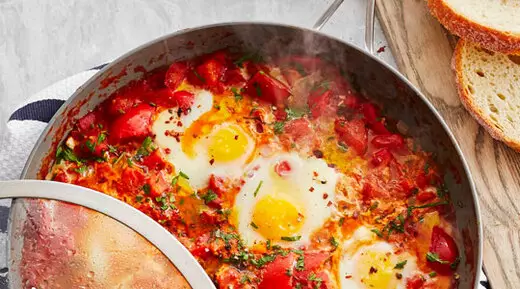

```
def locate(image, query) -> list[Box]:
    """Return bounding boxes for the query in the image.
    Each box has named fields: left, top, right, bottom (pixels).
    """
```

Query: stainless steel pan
left=16, top=21, right=482, bottom=288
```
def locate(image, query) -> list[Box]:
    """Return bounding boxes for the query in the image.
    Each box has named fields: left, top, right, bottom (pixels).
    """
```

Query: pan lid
left=0, top=180, right=215, bottom=289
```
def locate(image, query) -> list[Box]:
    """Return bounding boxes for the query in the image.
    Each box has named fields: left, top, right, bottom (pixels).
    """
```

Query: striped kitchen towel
left=0, top=65, right=491, bottom=289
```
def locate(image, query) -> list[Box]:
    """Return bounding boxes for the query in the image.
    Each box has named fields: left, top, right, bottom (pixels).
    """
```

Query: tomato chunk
left=77, top=111, right=98, bottom=133
left=216, top=265, right=243, bottom=289
left=372, top=134, right=404, bottom=149
left=188, top=58, right=227, bottom=93
left=110, top=104, right=155, bottom=143
left=334, top=118, right=368, bottom=155
left=283, top=118, right=315, bottom=143
left=245, top=71, right=291, bottom=106
left=165, top=61, right=188, bottom=91
left=293, top=251, right=330, bottom=284
left=371, top=148, right=394, bottom=167
left=406, top=275, right=425, bottom=289
left=428, top=226, right=459, bottom=275
left=416, top=190, right=436, bottom=202
left=258, top=253, right=295, bottom=289
left=308, top=90, right=333, bottom=118
left=147, top=171, right=170, bottom=197
left=274, top=160, right=292, bottom=177
left=108, top=95, right=143, bottom=116
left=141, top=150, right=165, bottom=171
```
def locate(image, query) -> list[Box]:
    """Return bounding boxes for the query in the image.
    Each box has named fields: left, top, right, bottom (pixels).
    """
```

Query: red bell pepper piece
left=188, top=58, right=227, bottom=93
left=110, top=104, right=155, bottom=143
left=274, top=160, right=292, bottom=177
left=245, top=71, right=291, bottom=106
left=406, top=275, right=425, bottom=289
left=308, top=90, right=333, bottom=118
left=371, top=148, right=394, bottom=167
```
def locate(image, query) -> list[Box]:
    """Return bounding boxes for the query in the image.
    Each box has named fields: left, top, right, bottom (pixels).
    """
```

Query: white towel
left=0, top=66, right=491, bottom=289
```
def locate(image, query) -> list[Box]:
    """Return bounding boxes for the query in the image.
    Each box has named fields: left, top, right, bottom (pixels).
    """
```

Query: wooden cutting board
left=375, top=1, right=520, bottom=288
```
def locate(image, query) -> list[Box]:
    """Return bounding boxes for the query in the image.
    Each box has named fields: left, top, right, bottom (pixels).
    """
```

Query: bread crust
left=453, top=40, right=520, bottom=151
left=429, top=0, right=520, bottom=54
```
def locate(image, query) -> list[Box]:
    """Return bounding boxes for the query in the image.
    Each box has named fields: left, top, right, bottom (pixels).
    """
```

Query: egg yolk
left=208, top=125, right=250, bottom=162
left=355, top=250, right=398, bottom=289
left=252, top=195, right=303, bottom=240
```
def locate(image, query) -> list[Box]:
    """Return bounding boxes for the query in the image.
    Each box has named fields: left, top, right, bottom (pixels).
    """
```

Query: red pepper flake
left=169, top=116, right=174, bottom=120
left=345, top=275, right=352, bottom=279
left=377, top=46, right=386, bottom=53
left=209, top=158, right=215, bottom=165
left=234, top=135, right=239, bottom=140
left=313, top=150, right=324, bottom=158
left=322, top=193, right=328, bottom=199
left=313, top=171, right=318, bottom=177
left=309, top=187, right=315, bottom=192
left=327, top=201, right=333, bottom=207
left=177, top=121, right=183, bottom=127
left=369, top=266, right=378, bottom=274
left=165, top=148, right=171, bottom=154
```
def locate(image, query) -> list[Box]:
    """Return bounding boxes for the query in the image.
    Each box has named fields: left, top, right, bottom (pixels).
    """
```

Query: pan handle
left=312, top=0, right=376, bottom=54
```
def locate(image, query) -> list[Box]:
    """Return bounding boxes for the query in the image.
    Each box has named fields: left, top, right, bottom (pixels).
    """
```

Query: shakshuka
left=49, top=50, right=461, bottom=289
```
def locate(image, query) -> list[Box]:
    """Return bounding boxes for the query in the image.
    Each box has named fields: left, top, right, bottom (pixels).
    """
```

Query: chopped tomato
left=372, top=134, right=404, bottom=149
left=109, top=104, right=154, bottom=143
left=216, top=266, right=242, bottom=289
left=370, top=121, right=390, bottom=135
left=165, top=61, right=188, bottom=91
left=273, top=107, right=287, bottom=121
left=406, top=275, right=425, bottom=289
left=119, top=168, right=146, bottom=194
left=188, top=58, right=227, bottom=93
left=53, top=171, right=69, bottom=183
left=79, top=136, right=107, bottom=157
left=209, top=175, right=227, bottom=197
left=274, top=160, right=292, bottom=177
left=308, top=90, right=333, bottom=118
left=200, top=210, right=220, bottom=225
left=416, top=190, right=436, bottom=202
left=147, top=171, right=170, bottom=197
left=108, top=95, right=143, bottom=116
left=172, top=90, right=195, bottom=112
left=362, top=103, right=379, bottom=123
left=77, top=111, right=98, bottom=133
left=258, top=253, right=295, bottom=289
left=190, top=245, right=212, bottom=259
left=283, top=118, right=315, bottom=143
left=244, top=71, right=291, bottom=106
left=343, top=95, right=360, bottom=110
left=293, top=251, right=330, bottom=283
left=334, top=118, right=368, bottom=155
left=141, top=150, right=165, bottom=171
left=222, top=68, right=246, bottom=86
left=371, top=148, right=394, bottom=167
left=428, top=226, right=459, bottom=275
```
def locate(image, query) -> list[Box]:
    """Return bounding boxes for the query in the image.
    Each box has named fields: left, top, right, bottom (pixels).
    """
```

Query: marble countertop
left=0, top=0, right=394, bottom=135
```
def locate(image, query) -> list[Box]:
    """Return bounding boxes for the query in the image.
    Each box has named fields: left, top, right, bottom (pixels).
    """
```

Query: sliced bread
left=453, top=39, right=520, bottom=151
left=428, top=0, right=520, bottom=54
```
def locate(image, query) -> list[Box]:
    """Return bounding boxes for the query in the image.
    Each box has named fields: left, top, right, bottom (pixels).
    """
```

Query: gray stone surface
left=0, top=0, right=394, bottom=134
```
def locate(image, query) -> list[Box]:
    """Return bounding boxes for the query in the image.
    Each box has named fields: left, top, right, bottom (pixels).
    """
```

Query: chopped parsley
left=369, top=201, right=379, bottom=211
left=254, top=82, right=262, bottom=96
left=201, top=189, right=217, bottom=204
left=253, top=180, right=263, bottom=197
left=97, top=132, right=106, bottom=144
left=108, top=145, right=117, bottom=153
left=231, top=87, right=243, bottom=102
left=142, top=184, right=151, bottom=195
left=295, top=255, right=305, bottom=271
left=371, top=229, right=383, bottom=238
left=426, top=252, right=449, bottom=264
left=135, top=136, right=155, bottom=158
left=394, top=260, right=407, bottom=269
left=56, top=147, right=82, bottom=164
left=286, top=268, right=293, bottom=276
left=193, top=70, right=205, bottom=83
left=285, top=107, right=306, bottom=120
left=233, top=52, right=263, bottom=67
left=214, top=229, right=239, bottom=247
left=451, top=256, right=461, bottom=270
left=337, top=142, right=348, bottom=152
left=85, top=140, right=96, bottom=152
left=250, top=222, right=259, bottom=229
left=250, top=254, right=276, bottom=268
left=329, top=237, right=339, bottom=248
left=339, top=217, right=345, bottom=226
left=407, top=201, right=449, bottom=217
left=308, top=273, right=322, bottom=288
left=429, top=272, right=437, bottom=278
left=281, top=235, right=301, bottom=242
left=273, top=121, right=285, bottom=134
left=240, top=275, right=251, bottom=284
left=172, top=171, right=189, bottom=186
left=74, top=165, right=87, bottom=174
left=135, top=195, right=143, bottom=202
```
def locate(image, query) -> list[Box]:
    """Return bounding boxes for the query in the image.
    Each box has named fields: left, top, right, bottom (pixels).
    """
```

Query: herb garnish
left=281, top=235, right=301, bottom=242
left=273, top=121, right=285, bottom=134
left=135, top=136, right=155, bottom=158
left=193, top=70, right=205, bottom=83
left=394, top=260, right=407, bottom=269
left=201, top=189, right=217, bottom=204
left=250, top=222, right=259, bottom=229
left=426, top=252, right=449, bottom=264
left=231, top=87, right=243, bottom=102
left=253, top=180, right=263, bottom=197
left=172, top=171, right=189, bottom=186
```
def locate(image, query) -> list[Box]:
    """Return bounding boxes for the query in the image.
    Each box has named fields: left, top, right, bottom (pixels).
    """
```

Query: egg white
left=234, top=152, right=339, bottom=248
left=339, top=226, right=418, bottom=289
left=152, top=90, right=255, bottom=190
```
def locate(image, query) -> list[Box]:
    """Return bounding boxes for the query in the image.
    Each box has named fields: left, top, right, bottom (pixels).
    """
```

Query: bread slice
left=453, top=39, right=520, bottom=151
left=428, top=0, right=520, bottom=54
